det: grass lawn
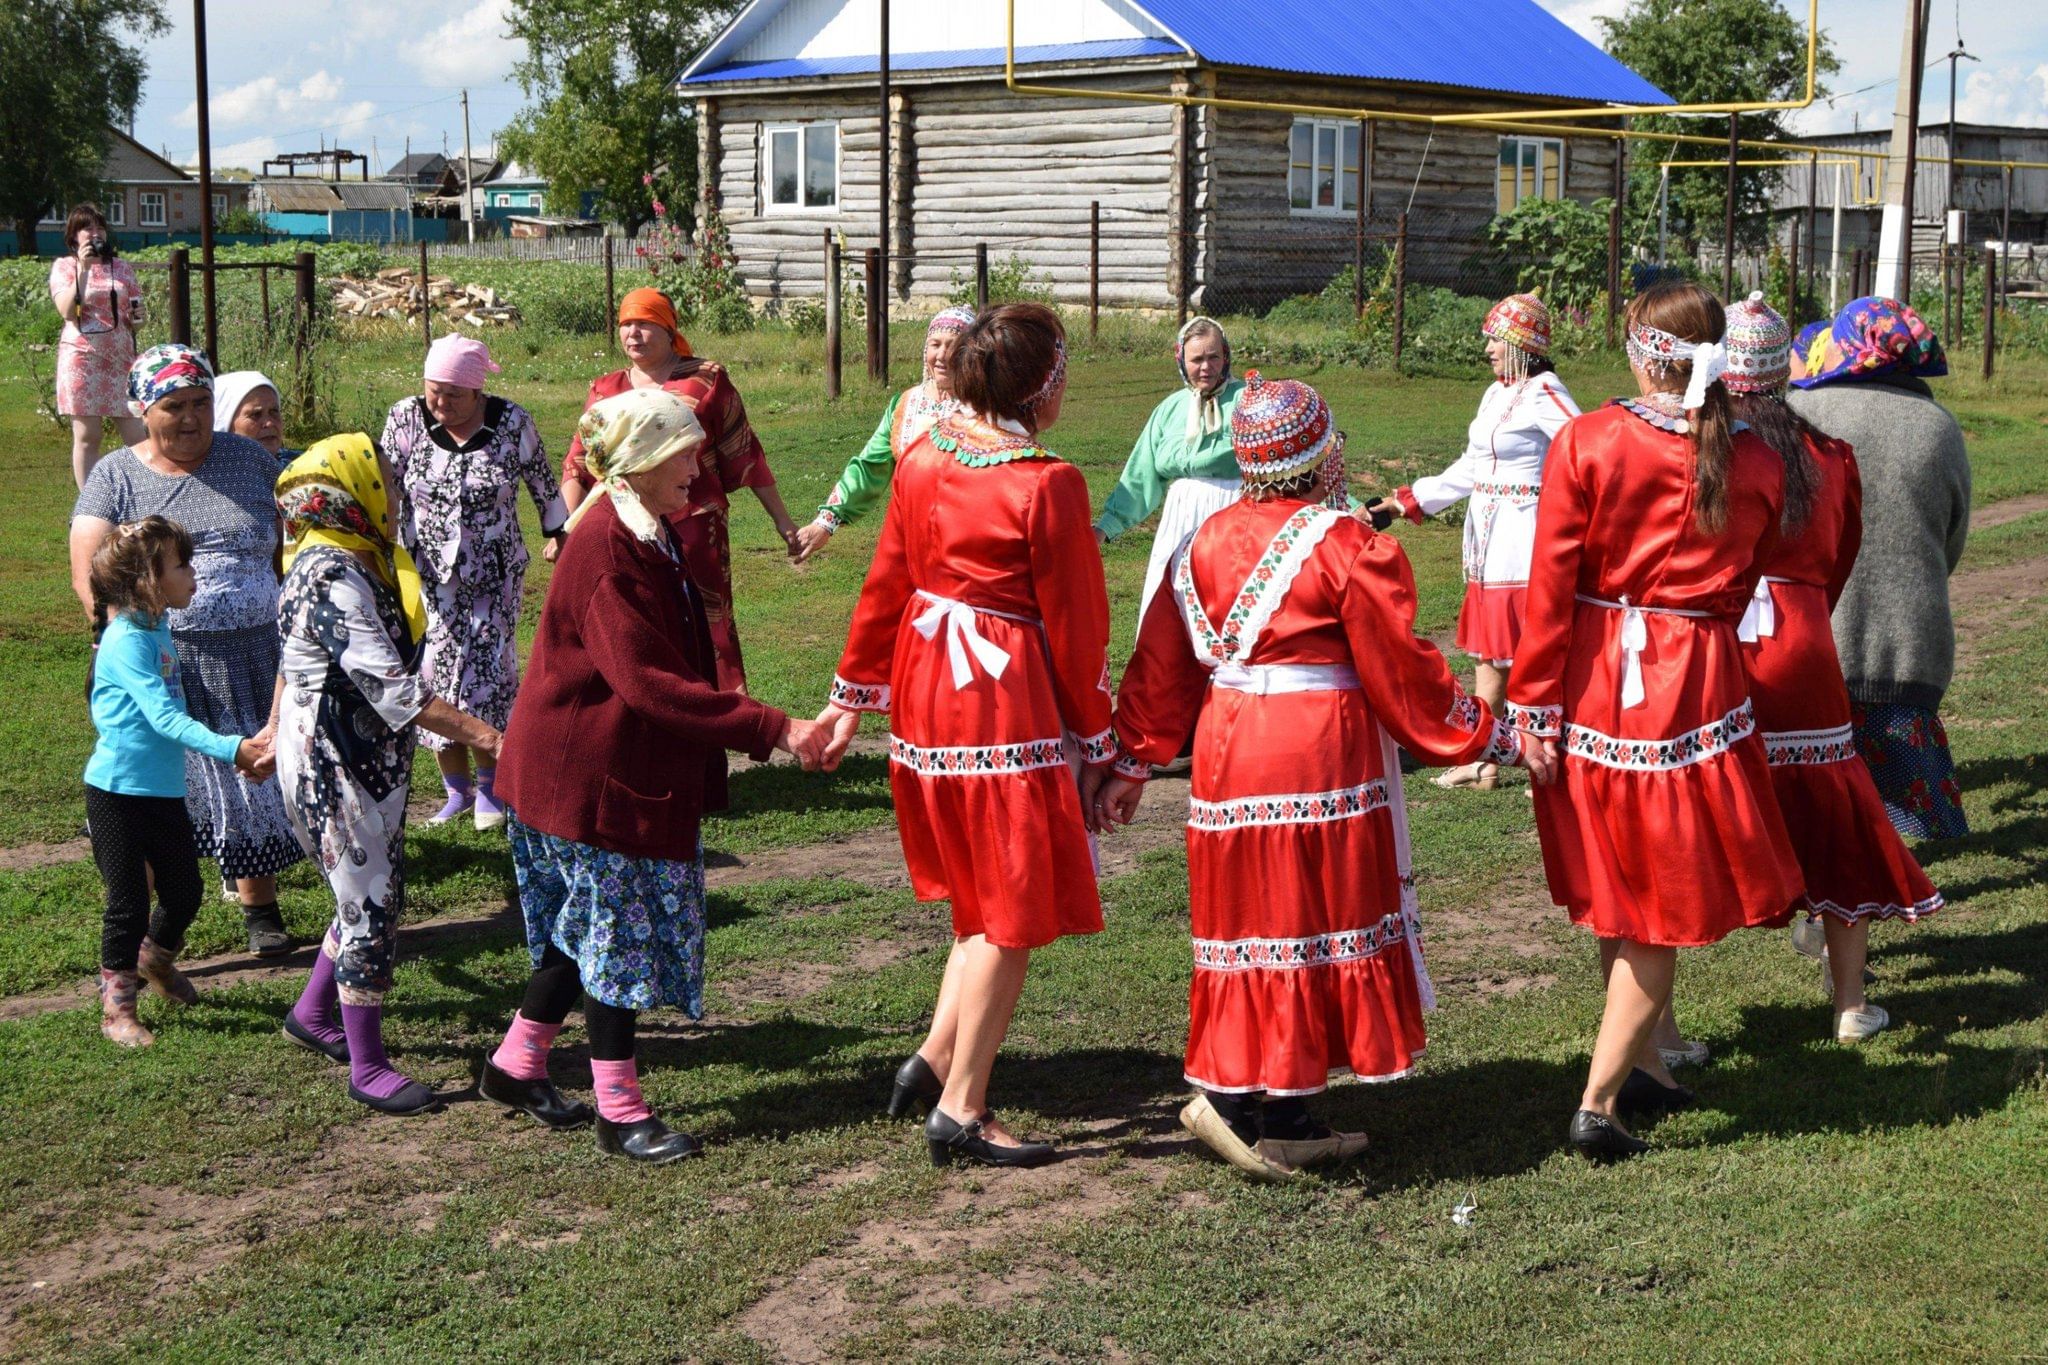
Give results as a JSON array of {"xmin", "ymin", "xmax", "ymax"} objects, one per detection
[{"xmin": 1, "ymin": 315, "xmax": 2045, "ymax": 1361}]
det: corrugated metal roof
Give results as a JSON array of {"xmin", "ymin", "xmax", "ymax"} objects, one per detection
[
  {"xmin": 332, "ymin": 181, "xmax": 414, "ymax": 210},
  {"xmin": 683, "ymin": 37, "xmax": 1183, "ymax": 84},
  {"xmin": 255, "ymin": 181, "xmax": 344, "ymax": 212}
]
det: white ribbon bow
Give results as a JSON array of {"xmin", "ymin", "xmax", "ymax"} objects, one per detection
[
  {"xmin": 1618, "ymin": 598, "xmax": 1650, "ymax": 709},
  {"xmin": 912, "ymin": 597, "xmax": 1012, "ymax": 689},
  {"xmin": 1682, "ymin": 340, "xmax": 1730, "ymax": 412},
  {"xmin": 1736, "ymin": 577, "xmax": 1776, "ymax": 643}
]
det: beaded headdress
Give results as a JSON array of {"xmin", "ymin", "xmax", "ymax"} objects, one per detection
[
  {"xmin": 1481, "ymin": 292, "xmax": 1551, "ymax": 383},
  {"xmin": 1230, "ymin": 372, "xmax": 1347, "ymax": 506},
  {"xmin": 1721, "ymin": 291, "xmax": 1792, "ymax": 395},
  {"xmin": 1024, "ymin": 337, "xmax": 1067, "ymax": 413},
  {"xmin": 1625, "ymin": 319, "xmax": 1729, "ymax": 415}
]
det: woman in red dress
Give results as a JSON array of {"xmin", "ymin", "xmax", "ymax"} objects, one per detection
[
  {"xmin": 556, "ymin": 288, "xmax": 802, "ymax": 691},
  {"xmin": 1509, "ymin": 282, "xmax": 1804, "ymax": 1161},
  {"xmin": 1721, "ymin": 293, "xmax": 1941, "ymax": 1043},
  {"xmin": 818, "ymin": 304, "xmax": 1113, "ymax": 1170},
  {"xmin": 1100, "ymin": 374, "xmax": 1543, "ymax": 1181}
]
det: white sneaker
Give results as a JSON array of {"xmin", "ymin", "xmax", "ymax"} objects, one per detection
[{"xmin": 1834, "ymin": 1003, "xmax": 1890, "ymax": 1042}]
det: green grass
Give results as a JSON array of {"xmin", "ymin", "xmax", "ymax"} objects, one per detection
[{"xmin": 2, "ymin": 324, "xmax": 2045, "ymax": 1360}]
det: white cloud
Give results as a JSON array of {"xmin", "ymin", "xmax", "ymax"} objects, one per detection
[
  {"xmin": 1542, "ymin": 0, "xmax": 1629, "ymax": 44},
  {"xmin": 1951, "ymin": 62, "xmax": 2048, "ymax": 127},
  {"xmin": 403, "ymin": 0, "xmax": 521, "ymax": 86},
  {"xmin": 176, "ymin": 71, "xmax": 357, "ymax": 132}
]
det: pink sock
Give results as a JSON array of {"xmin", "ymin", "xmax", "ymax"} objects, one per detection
[
  {"xmin": 590, "ymin": 1058, "xmax": 653, "ymax": 1124},
  {"xmin": 490, "ymin": 1012, "xmax": 563, "ymax": 1082}
]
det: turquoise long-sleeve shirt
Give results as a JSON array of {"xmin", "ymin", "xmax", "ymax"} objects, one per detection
[
  {"xmin": 1094, "ymin": 380, "xmax": 1246, "ymax": 541},
  {"xmin": 84, "ymin": 612, "xmax": 244, "ymax": 797}
]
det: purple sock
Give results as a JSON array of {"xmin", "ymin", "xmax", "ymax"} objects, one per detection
[
  {"xmin": 290, "ymin": 945, "xmax": 345, "ymax": 1046},
  {"xmin": 340, "ymin": 1002, "xmax": 412, "ymax": 1099}
]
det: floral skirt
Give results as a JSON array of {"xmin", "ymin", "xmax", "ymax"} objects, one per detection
[
  {"xmin": 1851, "ymin": 701, "xmax": 1969, "ymax": 840},
  {"xmin": 507, "ymin": 814, "xmax": 706, "ymax": 1015}
]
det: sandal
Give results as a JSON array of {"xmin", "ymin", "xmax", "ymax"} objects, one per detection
[{"xmin": 1432, "ymin": 763, "xmax": 1499, "ymax": 791}]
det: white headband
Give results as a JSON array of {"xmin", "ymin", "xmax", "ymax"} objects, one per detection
[{"xmin": 1627, "ymin": 321, "xmax": 1729, "ymax": 412}]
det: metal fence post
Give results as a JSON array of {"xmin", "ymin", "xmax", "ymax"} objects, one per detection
[
  {"xmin": 1089, "ymin": 200, "xmax": 1100, "ymax": 341},
  {"xmin": 1392, "ymin": 211, "xmax": 1408, "ymax": 371},
  {"xmin": 168, "ymin": 249, "xmax": 191, "ymax": 346},
  {"xmin": 825, "ymin": 232, "xmax": 842, "ymax": 401},
  {"xmin": 1354, "ymin": 121, "xmax": 1368, "ymax": 319},
  {"xmin": 1982, "ymin": 245, "xmax": 1996, "ymax": 380},
  {"xmin": 1606, "ymin": 193, "xmax": 1622, "ymax": 349},
  {"xmin": 417, "ymin": 241, "xmax": 432, "ymax": 352},
  {"xmin": 974, "ymin": 243, "xmax": 989, "ymax": 313},
  {"xmin": 1788, "ymin": 221, "xmax": 1801, "ymax": 324},
  {"xmin": 864, "ymin": 247, "xmax": 883, "ymax": 382},
  {"xmin": 604, "ymin": 235, "xmax": 616, "ymax": 349},
  {"xmin": 293, "ymin": 251, "xmax": 315, "ymax": 421},
  {"xmin": 1941, "ymin": 241, "xmax": 1953, "ymax": 344},
  {"xmin": 259, "ymin": 265, "xmax": 272, "ymax": 346}
]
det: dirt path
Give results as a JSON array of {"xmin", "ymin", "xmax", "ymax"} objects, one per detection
[{"xmin": 1971, "ymin": 490, "xmax": 2048, "ymax": 532}]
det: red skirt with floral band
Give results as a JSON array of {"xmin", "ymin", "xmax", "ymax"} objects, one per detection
[{"xmin": 1455, "ymin": 581, "xmax": 1526, "ymax": 663}]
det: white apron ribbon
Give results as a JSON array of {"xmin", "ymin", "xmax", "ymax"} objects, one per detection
[
  {"xmin": 1210, "ymin": 662, "xmax": 1361, "ymax": 695},
  {"xmin": 1736, "ymin": 576, "xmax": 1791, "ymax": 644},
  {"xmin": 1576, "ymin": 593, "xmax": 1715, "ymax": 711},
  {"xmin": 911, "ymin": 591, "xmax": 1031, "ymax": 689}
]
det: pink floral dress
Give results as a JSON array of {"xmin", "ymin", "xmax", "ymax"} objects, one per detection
[{"xmin": 50, "ymin": 257, "xmax": 141, "ymax": 419}]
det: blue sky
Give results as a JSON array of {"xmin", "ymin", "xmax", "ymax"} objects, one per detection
[{"xmin": 126, "ymin": 0, "xmax": 2048, "ymax": 173}]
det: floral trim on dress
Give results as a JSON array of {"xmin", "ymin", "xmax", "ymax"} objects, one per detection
[
  {"xmin": 1807, "ymin": 890, "xmax": 1944, "ymax": 925},
  {"xmin": 817, "ymin": 501, "xmax": 846, "ymax": 532},
  {"xmin": 1186, "ymin": 780, "xmax": 1390, "ymax": 832},
  {"xmin": 888, "ymin": 735, "xmax": 1068, "ymax": 776},
  {"xmin": 1177, "ymin": 504, "xmax": 1343, "ymax": 666},
  {"xmin": 1763, "ymin": 723, "xmax": 1858, "ymax": 767},
  {"xmin": 830, "ymin": 675, "xmax": 890, "ymax": 712},
  {"xmin": 930, "ymin": 414, "xmax": 1060, "ymax": 468},
  {"xmin": 1563, "ymin": 701, "xmax": 1755, "ymax": 772},
  {"xmin": 1112, "ymin": 750, "xmax": 1153, "ymax": 782},
  {"xmin": 1508, "ymin": 702, "xmax": 1562, "ymax": 737},
  {"xmin": 1445, "ymin": 691, "xmax": 1482, "ymax": 732},
  {"xmin": 1074, "ymin": 727, "xmax": 1117, "ymax": 765},
  {"xmin": 1472, "ymin": 480, "xmax": 1543, "ymax": 499},
  {"xmin": 1480, "ymin": 719, "xmax": 1523, "ymax": 766},
  {"xmin": 1192, "ymin": 910, "xmax": 1409, "ymax": 973}
]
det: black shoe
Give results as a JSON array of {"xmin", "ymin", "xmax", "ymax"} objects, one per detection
[
  {"xmin": 243, "ymin": 903, "xmax": 292, "ymax": 958},
  {"xmin": 280, "ymin": 1013, "xmax": 350, "ymax": 1064},
  {"xmin": 925, "ymin": 1107, "xmax": 1055, "ymax": 1169},
  {"xmin": 478, "ymin": 1058, "xmax": 594, "ymax": 1130},
  {"xmin": 1617, "ymin": 1068, "xmax": 1698, "ymax": 1116},
  {"xmin": 1568, "ymin": 1109, "xmax": 1649, "ymax": 1163},
  {"xmin": 887, "ymin": 1053, "xmax": 943, "ymax": 1118},
  {"xmin": 595, "ymin": 1115, "xmax": 703, "ymax": 1165},
  {"xmin": 348, "ymin": 1080, "xmax": 442, "ymax": 1116}
]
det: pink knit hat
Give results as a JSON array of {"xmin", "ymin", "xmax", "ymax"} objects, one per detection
[{"xmin": 424, "ymin": 334, "xmax": 501, "ymax": 391}]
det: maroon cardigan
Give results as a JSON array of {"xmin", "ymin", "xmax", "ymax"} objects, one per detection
[{"xmin": 498, "ymin": 494, "xmax": 788, "ymax": 861}]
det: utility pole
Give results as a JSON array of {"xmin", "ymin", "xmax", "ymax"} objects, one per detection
[
  {"xmin": 192, "ymin": 0, "xmax": 218, "ymax": 364},
  {"xmin": 877, "ymin": 0, "xmax": 891, "ymax": 384},
  {"xmin": 1943, "ymin": 36, "xmax": 1978, "ymax": 336},
  {"xmin": 1875, "ymin": 0, "xmax": 1931, "ymax": 299},
  {"xmin": 461, "ymin": 88, "xmax": 476, "ymax": 244}
]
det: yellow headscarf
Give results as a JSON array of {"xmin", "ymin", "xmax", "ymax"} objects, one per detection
[
  {"xmin": 276, "ymin": 434, "xmax": 428, "ymax": 642},
  {"xmin": 565, "ymin": 388, "xmax": 707, "ymax": 543}
]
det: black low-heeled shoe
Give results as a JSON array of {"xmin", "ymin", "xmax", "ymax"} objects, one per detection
[
  {"xmin": 478, "ymin": 1058, "xmax": 595, "ymax": 1130},
  {"xmin": 595, "ymin": 1114, "xmax": 702, "ymax": 1165},
  {"xmin": 1618, "ymin": 1067, "xmax": 1698, "ymax": 1116},
  {"xmin": 349, "ymin": 1080, "xmax": 442, "ymax": 1116},
  {"xmin": 1568, "ymin": 1108, "xmax": 1649, "ymax": 1163},
  {"xmin": 280, "ymin": 1013, "xmax": 350, "ymax": 1064},
  {"xmin": 925, "ymin": 1107, "xmax": 1055, "ymax": 1169},
  {"xmin": 242, "ymin": 903, "xmax": 293, "ymax": 958},
  {"xmin": 887, "ymin": 1053, "xmax": 943, "ymax": 1118}
]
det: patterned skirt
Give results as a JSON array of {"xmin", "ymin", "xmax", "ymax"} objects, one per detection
[
  {"xmin": 507, "ymin": 815, "xmax": 707, "ymax": 1015},
  {"xmin": 1851, "ymin": 701, "xmax": 1970, "ymax": 840},
  {"xmin": 172, "ymin": 624, "xmax": 306, "ymax": 879}
]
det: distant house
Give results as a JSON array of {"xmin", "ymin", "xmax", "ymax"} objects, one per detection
[
  {"xmin": 481, "ymin": 163, "xmax": 550, "ymax": 213},
  {"xmin": 424, "ymin": 158, "xmax": 507, "ymax": 218},
  {"xmin": 386, "ymin": 152, "xmax": 450, "ymax": 191},
  {"xmin": 38, "ymin": 128, "xmax": 253, "ymax": 238},
  {"xmin": 249, "ymin": 179, "xmax": 417, "ymax": 241},
  {"xmin": 677, "ymin": 0, "xmax": 1669, "ymax": 310}
]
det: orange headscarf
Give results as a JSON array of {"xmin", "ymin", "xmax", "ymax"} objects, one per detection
[{"xmin": 618, "ymin": 287, "xmax": 692, "ymax": 358}]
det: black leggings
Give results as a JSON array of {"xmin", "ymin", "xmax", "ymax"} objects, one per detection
[
  {"xmin": 519, "ymin": 943, "xmax": 637, "ymax": 1062},
  {"xmin": 85, "ymin": 785, "xmax": 203, "ymax": 971}
]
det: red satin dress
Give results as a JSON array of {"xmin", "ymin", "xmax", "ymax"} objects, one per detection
[
  {"xmin": 1113, "ymin": 499, "xmax": 1522, "ymax": 1096},
  {"xmin": 1739, "ymin": 435, "xmax": 1941, "ymax": 923},
  {"xmin": 831, "ymin": 413, "xmax": 1114, "ymax": 949},
  {"xmin": 1508, "ymin": 399, "xmax": 1804, "ymax": 946}
]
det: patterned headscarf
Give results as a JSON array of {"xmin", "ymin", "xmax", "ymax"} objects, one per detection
[
  {"xmin": 923, "ymin": 306, "xmax": 976, "ymax": 384},
  {"xmin": 618, "ymin": 287, "xmax": 692, "ymax": 358},
  {"xmin": 1790, "ymin": 321, "xmax": 1828, "ymax": 380},
  {"xmin": 564, "ymin": 387, "xmax": 707, "ymax": 543},
  {"xmin": 1175, "ymin": 316, "xmax": 1233, "ymax": 442},
  {"xmin": 1721, "ymin": 292, "xmax": 1792, "ymax": 395},
  {"xmin": 1230, "ymin": 372, "xmax": 1348, "ymax": 508},
  {"xmin": 128, "ymin": 343, "xmax": 214, "ymax": 418},
  {"xmin": 277, "ymin": 434, "xmax": 427, "ymax": 642},
  {"xmin": 1794, "ymin": 296, "xmax": 1948, "ymax": 389},
  {"xmin": 1482, "ymin": 292, "xmax": 1551, "ymax": 382}
]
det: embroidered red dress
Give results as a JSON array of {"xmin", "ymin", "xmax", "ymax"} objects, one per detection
[
  {"xmin": 1738, "ymin": 435, "xmax": 1941, "ymax": 923},
  {"xmin": 831, "ymin": 413, "xmax": 1114, "ymax": 949},
  {"xmin": 562, "ymin": 361, "xmax": 775, "ymax": 690},
  {"xmin": 1508, "ymin": 399, "xmax": 1803, "ymax": 946},
  {"xmin": 1112, "ymin": 499, "xmax": 1522, "ymax": 1096}
]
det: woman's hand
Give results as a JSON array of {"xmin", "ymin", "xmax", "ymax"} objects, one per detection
[
  {"xmin": 1359, "ymin": 497, "xmax": 1396, "ymax": 532},
  {"xmin": 816, "ymin": 703, "xmax": 860, "ymax": 770},
  {"xmin": 778, "ymin": 520, "xmax": 806, "ymax": 560},
  {"xmin": 1522, "ymin": 736, "xmax": 1560, "ymax": 787},
  {"xmin": 541, "ymin": 534, "xmax": 563, "ymax": 564},
  {"xmin": 1094, "ymin": 776, "xmax": 1144, "ymax": 831},
  {"xmin": 473, "ymin": 725, "xmax": 505, "ymax": 763},
  {"xmin": 793, "ymin": 518, "xmax": 834, "ymax": 562},
  {"xmin": 234, "ymin": 735, "xmax": 276, "ymax": 783},
  {"xmin": 778, "ymin": 716, "xmax": 832, "ymax": 771}
]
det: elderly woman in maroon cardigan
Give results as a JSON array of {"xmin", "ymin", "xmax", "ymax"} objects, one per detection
[{"xmin": 480, "ymin": 388, "xmax": 830, "ymax": 1165}]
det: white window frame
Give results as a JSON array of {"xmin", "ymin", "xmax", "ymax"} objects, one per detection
[
  {"xmin": 762, "ymin": 122, "xmax": 840, "ymax": 215},
  {"xmin": 1497, "ymin": 136, "xmax": 1566, "ymax": 214},
  {"xmin": 139, "ymin": 191, "xmax": 167, "ymax": 227},
  {"xmin": 40, "ymin": 206, "xmax": 64, "ymax": 224},
  {"xmin": 105, "ymin": 197, "xmax": 125, "ymax": 227},
  {"xmin": 1288, "ymin": 118, "xmax": 1362, "ymax": 217},
  {"xmin": 211, "ymin": 192, "xmax": 228, "ymax": 222}
]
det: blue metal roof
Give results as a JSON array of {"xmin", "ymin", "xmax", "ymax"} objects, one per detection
[
  {"xmin": 681, "ymin": 38, "xmax": 1184, "ymax": 85},
  {"xmin": 1139, "ymin": 0, "xmax": 1669, "ymax": 104}
]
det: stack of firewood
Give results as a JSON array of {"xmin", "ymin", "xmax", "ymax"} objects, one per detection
[{"xmin": 328, "ymin": 268, "xmax": 522, "ymax": 326}]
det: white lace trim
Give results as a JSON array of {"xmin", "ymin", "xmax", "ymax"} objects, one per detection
[
  {"xmin": 1563, "ymin": 701, "xmax": 1755, "ymax": 772},
  {"xmin": 1187, "ymin": 780, "xmax": 1390, "ymax": 832},
  {"xmin": 1762, "ymin": 723, "xmax": 1858, "ymax": 767}
]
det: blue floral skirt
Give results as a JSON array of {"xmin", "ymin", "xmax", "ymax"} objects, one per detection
[
  {"xmin": 507, "ymin": 815, "xmax": 706, "ymax": 1016},
  {"xmin": 1851, "ymin": 701, "xmax": 1969, "ymax": 840}
]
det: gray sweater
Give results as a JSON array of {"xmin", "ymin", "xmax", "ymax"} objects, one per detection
[{"xmin": 1788, "ymin": 377, "xmax": 1970, "ymax": 710}]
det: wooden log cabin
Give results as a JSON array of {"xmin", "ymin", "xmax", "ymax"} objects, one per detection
[{"xmin": 680, "ymin": 0, "xmax": 1668, "ymax": 313}]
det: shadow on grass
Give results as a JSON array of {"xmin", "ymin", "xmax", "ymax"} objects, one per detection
[{"xmin": 716, "ymin": 752, "xmax": 894, "ymax": 824}]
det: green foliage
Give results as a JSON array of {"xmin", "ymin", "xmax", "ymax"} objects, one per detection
[
  {"xmin": 672, "ymin": 202, "xmax": 753, "ymax": 334},
  {"xmin": 945, "ymin": 252, "xmax": 1054, "ymax": 307},
  {"xmin": 0, "ymin": 256, "xmax": 61, "ymax": 344},
  {"xmin": 0, "ymin": 0, "xmax": 169, "ymax": 248},
  {"xmin": 1484, "ymin": 196, "xmax": 1614, "ymax": 310},
  {"xmin": 213, "ymin": 206, "xmax": 268, "ymax": 237}
]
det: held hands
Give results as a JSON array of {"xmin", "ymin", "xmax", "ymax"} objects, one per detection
[
  {"xmin": 778, "ymin": 716, "xmax": 835, "ymax": 772},
  {"xmin": 1359, "ymin": 497, "xmax": 1397, "ymax": 532},
  {"xmin": 1082, "ymin": 770, "xmax": 1144, "ymax": 834},
  {"xmin": 814, "ymin": 703, "xmax": 860, "ymax": 770},
  {"xmin": 778, "ymin": 520, "xmax": 806, "ymax": 560},
  {"xmin": 474, "ymin": 725, "xmax": 505, "ymax": 763},
  {"xmin": 1520, "ymin": 736, "xmax": 1561, "ymax": 787},
  {"xmin": 793, "ymin": 519, "xmax": 834, "ymax": 563},
  {"xmin": 234, "ymin": 733, "xmax": 276, "ymax": 783}
]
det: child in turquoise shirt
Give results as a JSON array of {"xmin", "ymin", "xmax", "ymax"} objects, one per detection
[{"xmin": 84, "ymin": 515, "xmax": 271, "ymax": 1047}]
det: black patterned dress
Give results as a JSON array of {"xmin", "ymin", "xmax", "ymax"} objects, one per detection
[{"xmin": 381, "ymin": 396, "xmax": 564, "ymax": 752}]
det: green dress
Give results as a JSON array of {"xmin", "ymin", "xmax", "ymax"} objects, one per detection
[
  {"xmin": 816, "ymin": 382, "xmax": 955, "ymax": 531},
  {"xmin": 1094, "ymin": 379, "xmax": 1246, "ymax": 542}
]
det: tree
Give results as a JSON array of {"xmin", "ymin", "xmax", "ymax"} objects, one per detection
[
  {"xmin": 0, "ymin": 0, "xmax": 169, "ymax": 254},
  {"xmin": 1599, "ymin": 0, "xmax": 1839, "ymax": 256},
  {"xmin": 499, "ymin": 0, "xmax": 740, "ymax": 233}
]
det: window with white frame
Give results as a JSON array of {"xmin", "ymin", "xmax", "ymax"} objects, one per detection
[
  {"xmin": 1288, "ymin": 119, "xmax": 1363, "ymax": 215},
  {"xmin": 106, "ymin": 197, "xmax": 125, "ymax": 226},
  {"xmin": 764, "ymin": 123, "xmax": 839, "ymax": 212},
  {"xmin": 1497, "ymin": 137, "xmax": 1565, "ymax": 213},
  {"xmin": 139, "ymin": 191, "xmax": 167, "ymax": 227},
  {"xmin": 40, "ymin": 206, "xmax": 64, "ymax": 224},
  {"xmin": 212, "ymin": 192, "xmax": 227, "ymax": 221}
]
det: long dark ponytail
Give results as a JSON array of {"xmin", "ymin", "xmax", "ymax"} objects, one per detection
[{"xmin": 1731, "ymin": 394, "xmax": 1821, "ymax": 532}]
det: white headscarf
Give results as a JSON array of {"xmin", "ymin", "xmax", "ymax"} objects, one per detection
[
  {"xmin": 1176, "ymin": 317, "xmax": 1232, "ymax": 443},
  {"xmin": 564, "ymin": 388, "xmax": 706, "ymax": 542},
  {"xmin": 211, "ymin": 371, "xmax": 279, "ymax": 435}
]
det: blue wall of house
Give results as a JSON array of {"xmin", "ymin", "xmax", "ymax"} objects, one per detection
[{"xmin": 2, "ymin": 229, "xmax": 279, "ymax": 255}]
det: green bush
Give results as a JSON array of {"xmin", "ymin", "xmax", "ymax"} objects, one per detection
[
  {"xmin": 946, "ymin": 252, "xmax": 1053, "ymax": 307},
  {"xmin": 1483, "ymin": 196, "xmax": 1613, "ymax": 311},
  {"xmin": 0, "ymin": 258, "xmax": 61, "ymax": 346}
]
